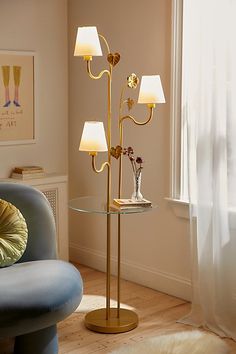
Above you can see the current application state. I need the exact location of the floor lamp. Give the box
[74,26,165,333]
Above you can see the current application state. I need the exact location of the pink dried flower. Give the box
[136,157,143,164]
[123,146,143,175]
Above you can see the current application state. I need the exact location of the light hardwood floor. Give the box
[58,264,236,354]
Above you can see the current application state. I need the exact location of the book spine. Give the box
[14,169,44,174]
[11,173,45,179]
[117,205,152,209]
[113,201,151,207]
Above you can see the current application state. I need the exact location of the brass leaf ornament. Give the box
[127,98,135,110]
[110,145,122,159]
[127,73,139,89]
[107,53,121,66]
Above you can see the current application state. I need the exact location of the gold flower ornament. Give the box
[127,73,139,89]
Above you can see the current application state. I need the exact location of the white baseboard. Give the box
[70,242,191,301]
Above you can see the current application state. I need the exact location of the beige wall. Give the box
[0,0,68,177]
[0,0,190,299]
[68,0,191,300]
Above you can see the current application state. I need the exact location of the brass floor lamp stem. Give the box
[91,154,111,320]
[117,122,123,318]
[116,107,154,317]
[106,154,111,320]
[88,55,112,320]
[106,213,111,320]
[117,214,121,318]
[106,63,112,320]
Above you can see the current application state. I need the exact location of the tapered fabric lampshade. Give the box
[79,121,108,152]
[138,75,165,104]
[74,26,102,57]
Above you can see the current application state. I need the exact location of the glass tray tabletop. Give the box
[69,196,158,215]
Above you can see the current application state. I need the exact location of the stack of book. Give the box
[113,198,152,210]
[11,166,45,180]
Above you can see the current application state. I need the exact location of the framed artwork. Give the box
[0,51,35,145]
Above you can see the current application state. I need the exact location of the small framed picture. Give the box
[0,50,35,145]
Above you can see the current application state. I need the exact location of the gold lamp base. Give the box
[85,308,138,334]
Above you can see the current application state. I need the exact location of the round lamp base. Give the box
[85,308,138,334]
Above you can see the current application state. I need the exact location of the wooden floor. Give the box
[58,264,236,354]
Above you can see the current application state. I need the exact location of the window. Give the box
[168,0,190,215]
[170,0,194,203]
[170,0,236,216]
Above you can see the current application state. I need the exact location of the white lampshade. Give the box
[74,26,102,57]
[79,121,108,152]
[138,75,165,104]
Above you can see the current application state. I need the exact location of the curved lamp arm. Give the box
[89,153,111,213]
[90,153,110,174]
[85,34,112,80]
[117,105,154,198]
[119,105,155,149]
[86,60,111,80]
[119,104,154,126]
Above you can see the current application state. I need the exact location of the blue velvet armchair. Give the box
[0,183,83,354]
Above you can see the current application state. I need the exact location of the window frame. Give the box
[166,0,189,219]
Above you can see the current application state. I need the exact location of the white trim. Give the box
[70,242,191,301]
[165,197,189,219]
[168,0,187,219]
[170,0,183,199]
[1,173,68,186]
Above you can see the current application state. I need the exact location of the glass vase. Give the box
[131,170,143,202]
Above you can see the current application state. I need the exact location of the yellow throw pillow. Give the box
[0,199,28,267]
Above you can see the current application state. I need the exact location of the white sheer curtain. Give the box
[180,0,236,339]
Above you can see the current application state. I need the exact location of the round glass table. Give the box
[69,195,157,215]
[69,196,158,333]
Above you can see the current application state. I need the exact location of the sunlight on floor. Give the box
[75,294,135,313]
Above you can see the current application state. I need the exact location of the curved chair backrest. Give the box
[0,183,57,262]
